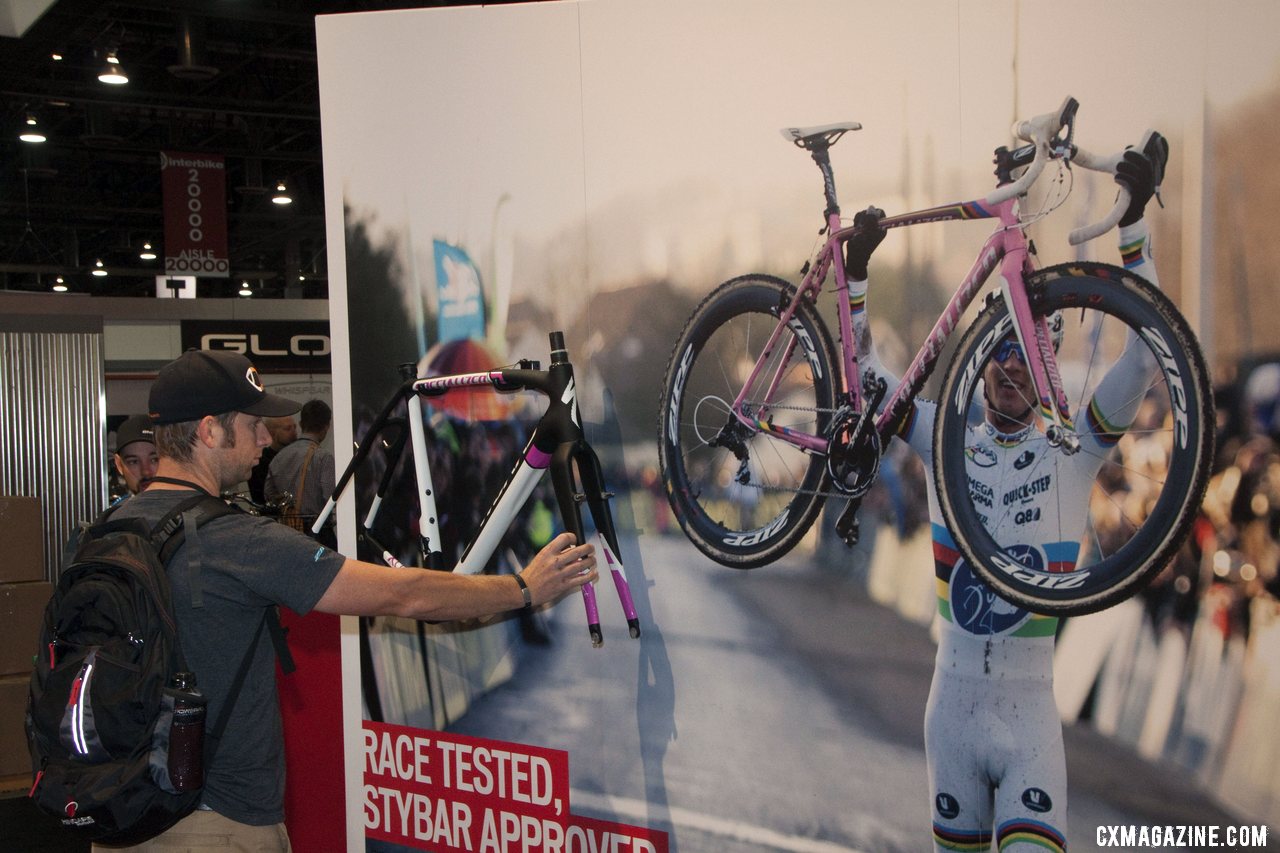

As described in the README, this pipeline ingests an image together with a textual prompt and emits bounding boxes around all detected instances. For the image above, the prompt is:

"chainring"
[826,409,882,498]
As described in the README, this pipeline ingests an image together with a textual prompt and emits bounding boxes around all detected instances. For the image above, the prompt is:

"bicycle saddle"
[780,121,862,149]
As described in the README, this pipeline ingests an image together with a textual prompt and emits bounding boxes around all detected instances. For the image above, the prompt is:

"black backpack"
[25,493,292,846]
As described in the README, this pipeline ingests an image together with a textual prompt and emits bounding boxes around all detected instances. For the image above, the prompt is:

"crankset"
[828,374,888,547]
[826,409,881,497]
[826,373,887,499]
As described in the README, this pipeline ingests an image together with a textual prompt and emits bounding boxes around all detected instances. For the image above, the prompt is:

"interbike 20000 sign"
[161,151,229,278]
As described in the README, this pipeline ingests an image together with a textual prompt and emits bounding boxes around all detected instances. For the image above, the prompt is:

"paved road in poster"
[448,534,1252,853]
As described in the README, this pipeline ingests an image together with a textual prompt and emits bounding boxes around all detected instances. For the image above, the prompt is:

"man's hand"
[845,206,886,281]
[520,532,597,606]
[1116,133,1167,227]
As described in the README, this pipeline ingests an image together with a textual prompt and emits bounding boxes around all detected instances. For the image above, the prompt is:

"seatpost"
[810,145,840,220]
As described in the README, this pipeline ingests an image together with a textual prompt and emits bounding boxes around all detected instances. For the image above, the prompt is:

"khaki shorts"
[93,808,291,853]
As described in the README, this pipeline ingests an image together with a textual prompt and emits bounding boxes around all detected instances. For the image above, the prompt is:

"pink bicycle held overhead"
[658,97,1214,616]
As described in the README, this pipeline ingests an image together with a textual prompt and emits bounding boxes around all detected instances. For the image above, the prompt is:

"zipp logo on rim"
[1140,326,1190,449]
[724,510,790,548]
[667,345,695,443]
[988,551,1089,589]
[785,317,823,379]
[953,316,1014,417]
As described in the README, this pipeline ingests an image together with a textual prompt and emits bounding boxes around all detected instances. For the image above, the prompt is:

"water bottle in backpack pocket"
[152,671,207,793]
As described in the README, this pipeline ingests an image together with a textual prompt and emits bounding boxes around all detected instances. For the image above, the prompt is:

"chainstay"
[682,432,852,499]
[686,400,856,499]
[742,401,843,415]
[729,480,855,500]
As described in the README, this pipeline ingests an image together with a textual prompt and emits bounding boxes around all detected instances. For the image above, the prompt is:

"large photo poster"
[317,2,1280,850]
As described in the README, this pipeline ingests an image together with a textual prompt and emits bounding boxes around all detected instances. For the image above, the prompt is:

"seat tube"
[830,220,857,402]
[995,215,1063,424]
[406,393,443,556]
[814,144,852,398]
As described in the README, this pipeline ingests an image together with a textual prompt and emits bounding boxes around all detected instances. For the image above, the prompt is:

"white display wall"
[316,2,1280,850]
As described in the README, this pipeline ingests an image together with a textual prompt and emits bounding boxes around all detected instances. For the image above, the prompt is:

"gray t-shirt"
[113,489,346,826]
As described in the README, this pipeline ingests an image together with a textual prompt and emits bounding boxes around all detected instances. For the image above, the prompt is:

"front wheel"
[658,274,839,568]
[933,263,1213,616]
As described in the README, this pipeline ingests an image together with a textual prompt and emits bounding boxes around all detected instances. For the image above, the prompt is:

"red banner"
[362,722,669,852]
[161,151,229,278]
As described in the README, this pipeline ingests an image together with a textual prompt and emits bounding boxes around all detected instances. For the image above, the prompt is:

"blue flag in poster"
[433,240,485,343]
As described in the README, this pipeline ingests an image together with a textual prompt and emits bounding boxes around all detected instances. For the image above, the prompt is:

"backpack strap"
[148,497,298,772]
[151,494,233,608]
[151,495,296,674]
[182,512,205,608]
[151,494,234,564]
[267,608,296,674]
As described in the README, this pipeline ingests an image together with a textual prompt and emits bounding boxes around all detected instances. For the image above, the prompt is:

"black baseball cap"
[115,414,155,450]
[149,349,300,425]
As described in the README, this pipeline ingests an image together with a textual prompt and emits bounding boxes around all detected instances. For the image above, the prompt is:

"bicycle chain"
[738,399,844,415]
[729,479,855,500]
[723,400,858,500]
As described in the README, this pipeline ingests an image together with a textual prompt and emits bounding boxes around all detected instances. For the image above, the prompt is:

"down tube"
[876,242,1002,434]
[454,459,543,576]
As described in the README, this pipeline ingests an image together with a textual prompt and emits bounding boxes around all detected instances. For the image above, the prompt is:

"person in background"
[98,348,595,853]
[847,141,1166,852]
[112,414,159,499]
[265,399,335,546]
[248,415,298,504]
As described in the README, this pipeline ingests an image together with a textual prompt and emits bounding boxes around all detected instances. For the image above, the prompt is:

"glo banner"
[161,151,229,278]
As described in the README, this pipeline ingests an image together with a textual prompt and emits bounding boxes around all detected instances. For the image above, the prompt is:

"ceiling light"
[92,259,108,277]
[271,181,292,205]
[19,114,46,144]
[238,281,254,297]
[139,241,157,260]
[98,52,129,85]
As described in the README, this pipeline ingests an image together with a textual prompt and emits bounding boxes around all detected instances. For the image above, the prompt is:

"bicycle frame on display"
[313,331,640,648]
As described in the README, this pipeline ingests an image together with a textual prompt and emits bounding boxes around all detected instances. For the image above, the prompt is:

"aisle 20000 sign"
[160,151,230,278]
[364,722,667,852]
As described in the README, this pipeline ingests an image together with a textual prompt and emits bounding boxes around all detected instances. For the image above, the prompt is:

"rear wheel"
[658,274,839,567]
[934,263,1213,615]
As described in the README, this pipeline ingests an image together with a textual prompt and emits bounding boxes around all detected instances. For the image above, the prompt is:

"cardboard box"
[0,582,51,678]
[0,496,44,584]
[0,674,30,778]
